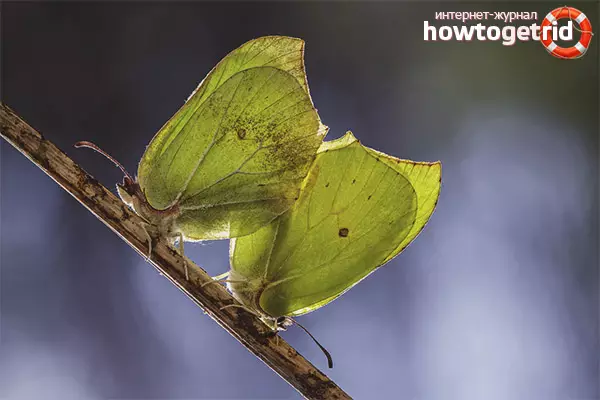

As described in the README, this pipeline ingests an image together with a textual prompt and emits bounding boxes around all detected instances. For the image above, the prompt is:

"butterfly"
[221,132,441,366]
[76,37,328,270]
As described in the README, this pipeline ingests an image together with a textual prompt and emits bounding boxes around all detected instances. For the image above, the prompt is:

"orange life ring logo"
[541,6,593,59]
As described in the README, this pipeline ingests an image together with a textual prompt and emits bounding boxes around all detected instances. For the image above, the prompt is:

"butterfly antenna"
[291,318,334,369]
[74,141,134,181]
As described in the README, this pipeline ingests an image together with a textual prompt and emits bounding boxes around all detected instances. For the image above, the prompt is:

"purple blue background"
[1,2,598,399]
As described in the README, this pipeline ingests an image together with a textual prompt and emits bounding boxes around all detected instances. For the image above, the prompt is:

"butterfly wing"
[138,37,327,239]
[231,132,440,317]
[365,148,441,262]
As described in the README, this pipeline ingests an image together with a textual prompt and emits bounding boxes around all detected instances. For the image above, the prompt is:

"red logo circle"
[540,6,593,59]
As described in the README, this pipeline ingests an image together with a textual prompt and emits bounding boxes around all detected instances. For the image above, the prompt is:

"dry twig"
[0,103,351,400]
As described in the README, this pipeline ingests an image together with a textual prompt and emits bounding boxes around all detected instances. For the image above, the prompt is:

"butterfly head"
[276,316,293,331]
[74,140,142,209]
[116,175,139,209]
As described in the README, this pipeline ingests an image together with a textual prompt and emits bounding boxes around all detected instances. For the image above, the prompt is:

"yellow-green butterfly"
[223,132,441,366]
[77,37,328,257]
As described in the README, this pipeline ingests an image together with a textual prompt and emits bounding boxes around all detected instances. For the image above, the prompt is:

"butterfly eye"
[123,176,135,189]
[120,178,139,198]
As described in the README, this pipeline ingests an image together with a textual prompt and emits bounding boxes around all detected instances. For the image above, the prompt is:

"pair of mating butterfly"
[77,36,441,368]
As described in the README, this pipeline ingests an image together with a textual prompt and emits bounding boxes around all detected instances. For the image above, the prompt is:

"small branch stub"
[0,103,351,400]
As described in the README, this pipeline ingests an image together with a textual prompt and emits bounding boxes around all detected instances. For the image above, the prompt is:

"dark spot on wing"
[325,182,329,188]
[368,195,372,200]
[338,228,349,237]
[352,179,356,184]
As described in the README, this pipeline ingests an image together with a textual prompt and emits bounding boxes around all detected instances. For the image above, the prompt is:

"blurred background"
[1,2,598,399]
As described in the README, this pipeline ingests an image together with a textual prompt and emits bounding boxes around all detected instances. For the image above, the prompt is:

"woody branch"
[0,103,351,400]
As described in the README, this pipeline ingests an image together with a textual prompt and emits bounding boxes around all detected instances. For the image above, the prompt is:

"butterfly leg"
[212,271,230,281]
[201,278,245,289]
[177,232,189,281]
[140,222,154,262]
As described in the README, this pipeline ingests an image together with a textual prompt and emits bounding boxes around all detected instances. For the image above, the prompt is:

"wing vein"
[241,37,282,67]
